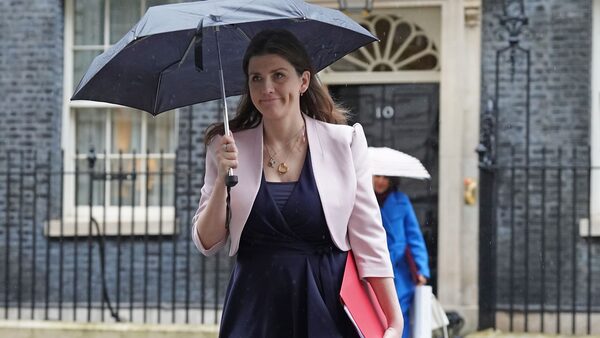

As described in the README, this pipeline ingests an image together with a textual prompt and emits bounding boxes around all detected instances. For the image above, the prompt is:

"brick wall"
[0,0,64,159]
[481,0,599,310]
[0,0,65,316]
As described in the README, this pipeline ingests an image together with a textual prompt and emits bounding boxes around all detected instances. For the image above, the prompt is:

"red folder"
[340,251,387,338]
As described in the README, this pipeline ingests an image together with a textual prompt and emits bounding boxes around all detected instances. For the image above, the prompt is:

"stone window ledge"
[44,207,176,237]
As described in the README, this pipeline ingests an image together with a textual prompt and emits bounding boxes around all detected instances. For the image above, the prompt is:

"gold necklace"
[264,124,305,175]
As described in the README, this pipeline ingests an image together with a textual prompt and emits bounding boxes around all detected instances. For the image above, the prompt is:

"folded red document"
[340,251,387,338]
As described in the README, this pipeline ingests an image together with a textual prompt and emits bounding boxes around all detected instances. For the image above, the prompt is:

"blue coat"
[380,191,430,304]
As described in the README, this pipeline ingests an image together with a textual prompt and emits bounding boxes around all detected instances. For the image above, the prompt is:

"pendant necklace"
[264,124,306,175]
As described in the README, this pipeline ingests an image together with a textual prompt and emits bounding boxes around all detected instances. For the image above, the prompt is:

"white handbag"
[411,285,450,338]
[412,285,433,338]
[431,294,450,338]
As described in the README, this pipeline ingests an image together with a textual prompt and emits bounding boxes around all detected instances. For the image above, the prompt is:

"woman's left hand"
[383,327,401,338]
[366,277,404,338]
[417,274,427,286]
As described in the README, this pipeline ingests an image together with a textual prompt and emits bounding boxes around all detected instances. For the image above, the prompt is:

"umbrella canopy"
[71,0,376,115]
[368,147,431,180]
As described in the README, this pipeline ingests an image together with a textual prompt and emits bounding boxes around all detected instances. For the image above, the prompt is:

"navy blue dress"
[219,150,359,338]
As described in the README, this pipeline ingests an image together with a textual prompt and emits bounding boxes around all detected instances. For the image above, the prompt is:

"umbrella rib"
[152,24,246,114]
[153,72,165,114]
[178,34,197,70]
[235,26,251,41]
[153,59,180,114]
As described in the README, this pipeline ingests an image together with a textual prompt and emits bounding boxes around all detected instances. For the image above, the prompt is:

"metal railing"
[477,2,599,333]
[479,145,599,334]
[0,149,232,324]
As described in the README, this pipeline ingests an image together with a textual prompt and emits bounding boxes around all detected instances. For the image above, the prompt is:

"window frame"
[60,0,178,237]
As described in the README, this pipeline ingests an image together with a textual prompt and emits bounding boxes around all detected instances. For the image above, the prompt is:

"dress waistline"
[238,238,340,256]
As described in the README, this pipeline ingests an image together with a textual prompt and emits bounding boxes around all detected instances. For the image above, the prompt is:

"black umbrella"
[71,0,377,188]
[71,0,376,114]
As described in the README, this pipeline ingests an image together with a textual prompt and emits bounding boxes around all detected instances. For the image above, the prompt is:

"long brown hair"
[204,29,347,145]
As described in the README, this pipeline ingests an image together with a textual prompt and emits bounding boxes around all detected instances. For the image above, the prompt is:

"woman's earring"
[300,91,303,97]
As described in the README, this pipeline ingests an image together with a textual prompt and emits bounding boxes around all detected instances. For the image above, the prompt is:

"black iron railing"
[479,142,598,334]
[0,149,232,324]
[478,0,600,334]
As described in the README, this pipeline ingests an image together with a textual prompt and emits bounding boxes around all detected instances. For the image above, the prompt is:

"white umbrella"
[368,147,431,180]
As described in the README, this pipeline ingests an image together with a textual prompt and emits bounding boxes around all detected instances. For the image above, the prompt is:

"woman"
[192,29,402,337]
[373,175,430,338]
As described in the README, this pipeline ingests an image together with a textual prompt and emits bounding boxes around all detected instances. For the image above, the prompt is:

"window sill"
[44,207,176,237]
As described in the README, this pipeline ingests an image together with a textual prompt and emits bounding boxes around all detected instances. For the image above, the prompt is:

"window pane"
[110,0,141,44]
[74,0,105,45]
[147,113,177,153]
[74,50,102,92]
[109,158,142,206]
[146,158,174,206]
[76,108,107,154]
[76,158,105,206]
[111,108,142,153]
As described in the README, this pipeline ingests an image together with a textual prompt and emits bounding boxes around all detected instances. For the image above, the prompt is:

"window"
[319,7,441,85]
[56,0,181,236]
[73,108,176,208]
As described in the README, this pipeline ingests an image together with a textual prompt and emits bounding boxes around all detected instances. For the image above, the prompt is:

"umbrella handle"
[224,170,237,230]
[225,169,238,187]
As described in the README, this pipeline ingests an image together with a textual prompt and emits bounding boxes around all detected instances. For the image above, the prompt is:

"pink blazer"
[192,114,393,278]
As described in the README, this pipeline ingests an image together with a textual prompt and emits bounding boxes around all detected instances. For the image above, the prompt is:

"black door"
[330,83,440,291]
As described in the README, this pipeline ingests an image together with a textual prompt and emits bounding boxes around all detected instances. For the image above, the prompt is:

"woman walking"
[192,29,403,338]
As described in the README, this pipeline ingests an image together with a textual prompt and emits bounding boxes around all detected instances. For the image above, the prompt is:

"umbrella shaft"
[214,27,233,180]
[219,70,230,135]
[214,27,231,136]
[220,68,232,177]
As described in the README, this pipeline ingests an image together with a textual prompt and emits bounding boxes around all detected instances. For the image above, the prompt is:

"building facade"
[1,0,598,335]
[478,0,599,333]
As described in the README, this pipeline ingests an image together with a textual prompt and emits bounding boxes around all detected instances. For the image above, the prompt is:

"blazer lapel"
[305,115,326,205]
[305,115,344,244]
[305,115,357,251]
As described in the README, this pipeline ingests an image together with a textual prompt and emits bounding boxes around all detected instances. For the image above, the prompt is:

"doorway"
[330,83,440,291]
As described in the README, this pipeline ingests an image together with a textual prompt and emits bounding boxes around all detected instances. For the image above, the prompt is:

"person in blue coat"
[373,175,431,338]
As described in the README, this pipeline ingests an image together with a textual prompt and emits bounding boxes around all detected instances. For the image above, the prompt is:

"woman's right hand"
[216,134,238,182]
